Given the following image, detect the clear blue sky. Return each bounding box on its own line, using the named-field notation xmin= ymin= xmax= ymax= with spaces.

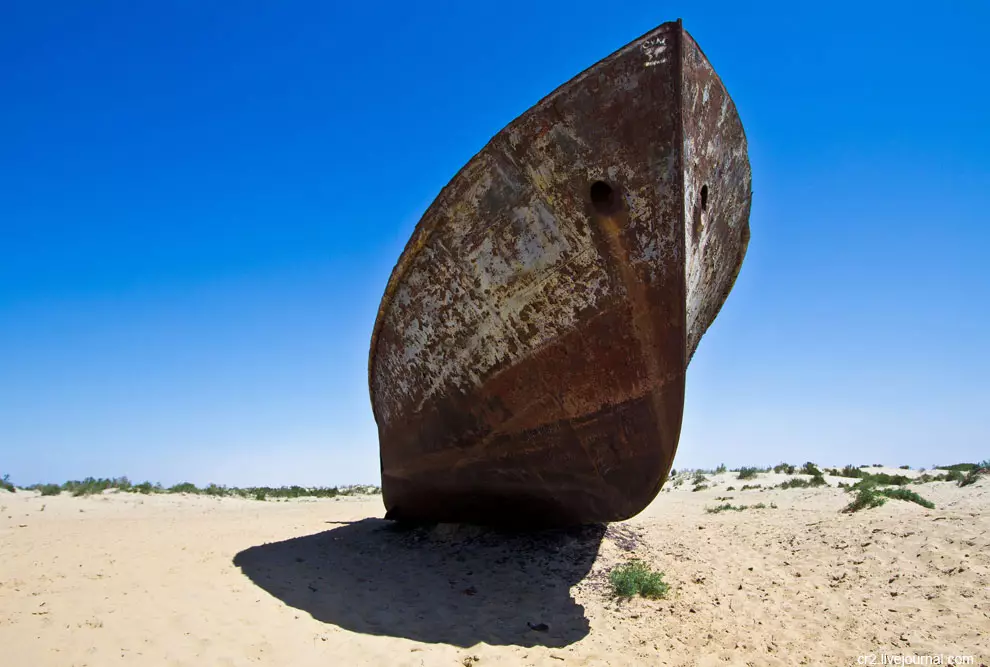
xmin=2 ymin=0 xmax=987 ymax=487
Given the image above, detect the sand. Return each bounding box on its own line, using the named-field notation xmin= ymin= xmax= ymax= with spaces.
xmin=1 ymin=469 xmax=987 ymax=666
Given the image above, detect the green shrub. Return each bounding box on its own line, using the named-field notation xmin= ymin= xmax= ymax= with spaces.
xmin=899 ymin=465 xmax=910 ymax=470
xmin=936 ymin=463 xmax=978 ymax=472
xmin=737 ymin=467 xmax=759 ymax=480
xmin=168 ymin=482 xmax=200 ymax=494
xmin=842 ymin=487 xmax=887 ymax=513
xmin=725 ymin=486 xmax=735 ymax=491
xmin=799 ymin=462 xmax=821 ymax=476
xmin=843 ymin=483 xmax=935 ymax=513
xmin=879 ymin=488 xmax=934 ymax=509
xmin=0 ymin=474 xmax=14 ymax=493
xmin=692 ymin=473 xmax=708 ymax=485
xmin=36 ymin=483 xmax=62 ymax=496
xmin=838 ymin=465 xmax=864 ymax=478
xmin=706 ymin=502 xmax=774 ymax=514
xmin=609 ymin=561 xmax=669 ymax=599
xmin=706 ymin=503 xmax=738 ymax=513
xmin=773 ymin=463 xmax=796 ymax=474
xmin=874 ymin=472 xmax=910 ymax=485
xmin=916 ymin=470 xmax=964 ymax=483
xmin=740 ymin=484 xmax=761 ymax=491
xmin=777 ymin=474 xmax=826 ymax=490
xmin=61 ymin=477 xmax=134 ymax=496
xmin=850 ymin=472 xmax=911 ymax=490
xmin=959 ymin=470 xmax=981 ymax=487
xmin=692 ymin=484 xmax=709 ymax=492
xmin=714 ymin=463 xmax=727 ymax=474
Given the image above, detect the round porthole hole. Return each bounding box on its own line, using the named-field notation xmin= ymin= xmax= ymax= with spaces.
xmin=590 ymin=180 xmax=617 ymax=215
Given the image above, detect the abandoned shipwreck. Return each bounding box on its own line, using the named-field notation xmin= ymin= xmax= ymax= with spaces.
xmin=369 ymin=20 xmax=752 ymax=526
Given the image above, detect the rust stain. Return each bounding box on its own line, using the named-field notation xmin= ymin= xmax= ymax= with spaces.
xmin=592 ymin=202 xmax=679 ymax=484
xmin=368 ymin=20 xmax=751 ymax=526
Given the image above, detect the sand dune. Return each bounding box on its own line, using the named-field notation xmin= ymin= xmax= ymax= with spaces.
xmin=1 ymin=470 xmax=987 ymax=666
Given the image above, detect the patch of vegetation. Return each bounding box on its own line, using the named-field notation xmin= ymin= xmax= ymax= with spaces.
xmin=936 ymin=463 xmax=978 ymax=472
xmin=836 ymin=465 xmax=864 ymax=478
xmin=842 ymin=487 xmax=887 ymax=513
xmin=0 ymin=474 xmax=14 ymax=493
xmin=852 ymin=472 xmax=911 ymax=488
xmin=879 ymin=488 xmax=935 ymax=509
xmin=132 ymin=481 xmax=161 ymax=494
xmin=777 ymin=474 xmax=827 ymax=490
xmin=773 ymin=463 xmax=796 ymax=474
xmin=915 ymin=470 xmax=963 ymax=484
xmin=899 ymin=465 xmax=910 ymax=470
xmin=20 ymin=478 xmax=383 ymax=500
xmin=736 ymin=467 xmax=759 ymax=480
xmin=669 ymin=469 xmax=676 ymax=477
xmin=168 ymin=482 xmax=200 ymax=493
xmin=843 ymin=479 xmax=935 ymax=513
xmin=725 ymin=486 xmax=735 ymax=491
xmin=706 ymin=503 xmax=742 ymax=513
xmin=706 ymin=502 xmax=775 ymax=514
xmin=959 ymin=470 xmax=982 ymax=487
xmin=692 ymin=473 xmax=708 ymax=485
xmin=692 ymin=484 xmax=709 ymax=492
xmin=61 ymin=477 xmax=132 ymax=496
xmin=846 ymin=472 xmax=911 ymax=491
xmin=714 ymin=463 xmax=727 ymax=474
xmin=609 ymin=561 xmax=670 ymax=599
xmin=799 ymin=462 xmax=822 ymax=476
xmin=740 ymin=484 xmax=762 ymax=491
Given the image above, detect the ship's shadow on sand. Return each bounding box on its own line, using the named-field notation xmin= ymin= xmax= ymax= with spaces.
xmin=233 ymin=518 xmax=606 ymax=648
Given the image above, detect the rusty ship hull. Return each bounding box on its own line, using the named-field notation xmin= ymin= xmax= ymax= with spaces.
xmin=369 ymin=21 xmax=751 ymax=526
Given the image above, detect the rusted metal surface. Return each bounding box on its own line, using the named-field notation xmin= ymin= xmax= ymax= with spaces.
xmin=369 ymin=21 xmax=751 ymax=526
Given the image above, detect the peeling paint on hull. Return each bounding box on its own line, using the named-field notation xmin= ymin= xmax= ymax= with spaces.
xmin=369 ymin=21 xmax=752 ymax=526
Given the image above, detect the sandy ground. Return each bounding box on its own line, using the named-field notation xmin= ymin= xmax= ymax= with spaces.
xmin=1 ymin=468 xmax=987 ymax=666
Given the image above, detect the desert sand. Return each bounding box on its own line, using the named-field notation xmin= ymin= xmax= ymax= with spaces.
xmin=1 ymin=468 xmax=987 ymax=666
